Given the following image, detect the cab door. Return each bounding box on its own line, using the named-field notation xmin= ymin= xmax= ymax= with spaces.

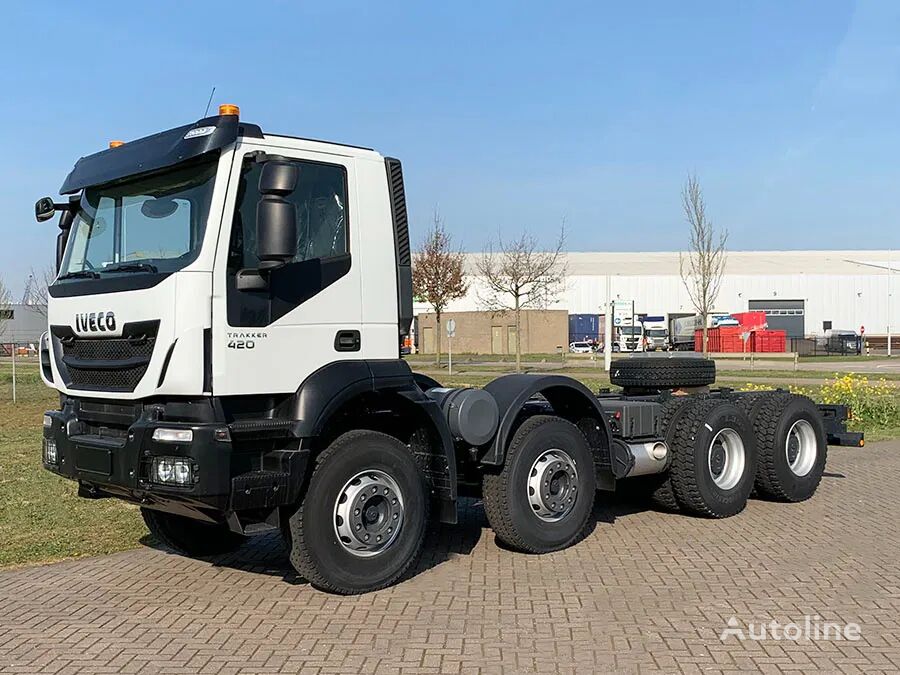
xmin=211 ymin=141 xmax=363 ymax=396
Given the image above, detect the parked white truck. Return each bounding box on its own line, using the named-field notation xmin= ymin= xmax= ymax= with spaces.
xmin=35 ymin=107 xmax=862 ymax=594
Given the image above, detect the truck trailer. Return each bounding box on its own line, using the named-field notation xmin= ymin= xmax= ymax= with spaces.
xmin=35 ymin=107 xmax=862 ymax=594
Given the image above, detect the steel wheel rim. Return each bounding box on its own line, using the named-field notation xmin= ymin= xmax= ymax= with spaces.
xmin=786 ymin=419 xmax=817 ymax=477
xmin=527 ymin=449 xmax=579 ymax=522
xmin=334 ymin=470 xmax=404 ymax=558
xmin=707 ymin=428 xmax=745 ymax=490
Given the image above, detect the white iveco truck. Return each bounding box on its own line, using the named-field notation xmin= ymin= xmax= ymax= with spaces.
xmin=36 ymin=106 xmax=862 ymax=594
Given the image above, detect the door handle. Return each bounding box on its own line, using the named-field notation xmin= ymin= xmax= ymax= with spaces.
xmin=334 ymin=330 xmax=361 ymax=352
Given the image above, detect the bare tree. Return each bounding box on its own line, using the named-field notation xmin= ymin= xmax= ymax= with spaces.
xmin=22 ymin=266 xmax=56 ymax=317
xmin=679 ymin=175 xmax=727 ymax=355
xmin=0 ymin=276 xmax=11 ymax=339
xmin=476 ymin=227 xmax=566 ymax=373
xmin=412 ymin=209 xmax=468 ymax=364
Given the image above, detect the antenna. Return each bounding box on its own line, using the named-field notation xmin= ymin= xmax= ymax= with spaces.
xmin=203 ymin=86 xmax=216 ymax=117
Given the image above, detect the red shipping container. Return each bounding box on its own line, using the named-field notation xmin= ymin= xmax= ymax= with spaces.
xmin=750 ymin=330 xmax=786 ymax=353
xmin=695 ymin=327 xmax=752 ymax=352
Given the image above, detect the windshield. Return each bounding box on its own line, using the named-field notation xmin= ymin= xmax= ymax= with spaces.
xmin=59 ymin=160 xmax=218 ymax=278
xmin=621 ymin=326 xmax=642 ymax=335
xmin=647 ymin=328 xmax=667 ymax=337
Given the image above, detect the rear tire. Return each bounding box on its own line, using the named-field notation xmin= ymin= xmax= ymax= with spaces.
xmin=141 ymin=508 xmax=245 ymax=557
xmin=287 ymin=430 xmax=428 ymax=594
xmin=749 ymin=394 xmax=827 ymax=502
xmin=482 ymin=415 xmax=596 ymax=553
xmin=669 ymin=400 xmax=758 ymax=518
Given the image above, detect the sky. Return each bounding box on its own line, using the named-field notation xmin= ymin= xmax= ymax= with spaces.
xmin=1 ymin=0 xmax=899 ymax=297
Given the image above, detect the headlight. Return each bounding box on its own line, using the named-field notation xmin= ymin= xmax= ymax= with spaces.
xmin=150 ymin=456 xmax=195 ymax=485
xmin=152 ymin=428 xmax=193 ymax=444
xmin=43 ymin=414 xmax=53 ymax=429
xmin=43 ymin=438 xmax=58 ymax=464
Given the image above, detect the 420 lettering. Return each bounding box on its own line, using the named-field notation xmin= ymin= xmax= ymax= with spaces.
xmin=226 ymin=331 xmax=267 ymax=350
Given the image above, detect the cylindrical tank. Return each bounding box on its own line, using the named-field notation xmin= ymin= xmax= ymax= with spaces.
xmin=425 ymin=387 xmax=500 ymax=447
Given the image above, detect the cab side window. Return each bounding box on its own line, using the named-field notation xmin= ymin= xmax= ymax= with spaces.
xmin=229 ymin=158 xmax=348 ymax=272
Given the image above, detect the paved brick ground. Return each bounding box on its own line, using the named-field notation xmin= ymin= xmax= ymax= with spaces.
xmin=1 ymin=442 xmax=899 ymax=674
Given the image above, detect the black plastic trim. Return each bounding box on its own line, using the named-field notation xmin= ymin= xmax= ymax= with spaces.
xmin=48 ymin=271 xmax=173 ymax=298
xmin=385 ymin=158 xmax=413 ymax=339
xmin=60 ymin=114 xmax=240 ymax=194
xmin=481 ymin=374 xmax=613 ymax=466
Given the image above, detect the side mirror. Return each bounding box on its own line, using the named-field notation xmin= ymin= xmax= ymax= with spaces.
xmin=255 ymin=160 xmax=298 ymax=270
xmin=35 ymin=197 xmax=56 ymax=222
xmin=256 ymin=196 xmax=297 ymax=269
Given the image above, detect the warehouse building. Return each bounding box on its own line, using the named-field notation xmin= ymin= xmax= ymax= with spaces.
xmin=420 ymin=250 xmax=896 ymax=342
xmin=416 ymin=310 xmax=567 ymax=355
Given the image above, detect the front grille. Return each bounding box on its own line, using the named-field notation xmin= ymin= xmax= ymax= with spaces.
xmin=62 ymin=337 xmax=154 ymax=362
xmin=51 ymin=321 xmax=160 ymax=393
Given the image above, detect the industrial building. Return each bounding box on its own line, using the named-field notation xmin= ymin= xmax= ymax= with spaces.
xmin=418 ymin=250 xmax=896 ymax=343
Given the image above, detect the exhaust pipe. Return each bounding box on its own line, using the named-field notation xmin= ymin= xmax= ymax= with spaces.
xmin=624 ymin=441 xmax=669 ymax=477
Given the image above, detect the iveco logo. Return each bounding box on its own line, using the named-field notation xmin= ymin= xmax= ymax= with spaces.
xmin=74 ymin=311 xmax=117 ymax=334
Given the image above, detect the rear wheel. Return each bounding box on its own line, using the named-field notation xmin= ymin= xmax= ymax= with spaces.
xmin=749 ymin=394 xmax=827 ymax=502
xmin=141 ymin=508 xmax=245 ymax=557
xmin=482 ymin=415 xmax=596 ymax=553
xmin=668 ymin=400 xmax=758 ymax=518
xmin=286 ymin=430 xmax=428 ymax=594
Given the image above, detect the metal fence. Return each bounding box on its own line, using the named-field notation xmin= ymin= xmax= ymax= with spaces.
xmin=789 ymin=336 xmax=863 ymax=357
xmin=0 ymin=342 xmax=46 ymax=404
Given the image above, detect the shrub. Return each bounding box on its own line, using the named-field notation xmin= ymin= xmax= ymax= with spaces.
xmin=740 ymin=373 xmax=900 ymax=432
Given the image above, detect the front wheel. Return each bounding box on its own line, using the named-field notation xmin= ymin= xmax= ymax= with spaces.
xmin=286 ymin=430 xmax=428 ymax=594
xmin=141 ymin=508 xmax=245 ymax=557
xmin=482 ymin=415 xmax=596 ymax=553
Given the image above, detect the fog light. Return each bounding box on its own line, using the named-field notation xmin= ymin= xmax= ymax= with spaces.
xmin=151 ymin=456 xmax=194 ymax=485
xmin=43 ymin=414 xmax=53 ymax=429
xmin=43 ymin=438 xmax=58 ymax=464
xmin=152 ymin=428 xmax=193 ymax=444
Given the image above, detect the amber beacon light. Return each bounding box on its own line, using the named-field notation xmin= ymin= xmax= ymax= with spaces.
xmin=218 ymin=103 xmax=240 ymax=117
xmin=108 ymin=140 xmax=125 ymax=148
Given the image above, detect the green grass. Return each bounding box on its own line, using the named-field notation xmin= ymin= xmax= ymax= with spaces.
xmin=0 ymin=368 xmax=145 ymax=568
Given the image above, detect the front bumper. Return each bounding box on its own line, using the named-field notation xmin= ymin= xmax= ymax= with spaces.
xmin=42 ymin=397 xmax=308 ymax=527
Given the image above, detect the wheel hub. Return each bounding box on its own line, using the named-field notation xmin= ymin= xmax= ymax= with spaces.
xmin=707 ymin=428 xmax=745 ymax=490
xmin=785 ymin=419 xmax=817 ymax=477
xmin=527 ymin=449 xmax=579 ymax=522
xmin=334 ymin=470 xmax=404 ymax=557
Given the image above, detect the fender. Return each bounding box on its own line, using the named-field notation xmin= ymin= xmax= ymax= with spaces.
xmin=481 ymin=374 xmax=613 ymax=467
xmin=286 ymin=360 xmax=458 ymax=512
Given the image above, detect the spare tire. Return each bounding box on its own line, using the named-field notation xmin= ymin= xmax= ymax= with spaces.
xmin=610 ymin=357 xmax=716 ymax=389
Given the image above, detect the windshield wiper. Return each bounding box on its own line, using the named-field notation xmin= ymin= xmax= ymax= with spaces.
xmin=57 ymin=270 xmax=100 ymax=280
xmin=102 ymin=262 xmax=159 ymax=274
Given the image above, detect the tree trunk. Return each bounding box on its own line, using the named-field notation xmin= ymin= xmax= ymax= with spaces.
xmin=435 ymin=310 xmax=442 ymax=366
xmin=702 ymin=316 xmax=709 ymax=356
xmin=514 ymin=295 xmax=522 ymax=373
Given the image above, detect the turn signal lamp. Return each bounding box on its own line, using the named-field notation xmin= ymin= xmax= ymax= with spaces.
xmin=218 ymin=103 xmax=240 ymax=117
xmin=109 ymin=140 xmax=125 ymax=148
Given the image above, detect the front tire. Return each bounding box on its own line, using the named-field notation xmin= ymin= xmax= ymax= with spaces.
xmin=669 ymin=400 xmax=758 ymax=518
xmin=287 ymin=430 xmax=428 ymax=594
xmin=482 ymin=415 xmax=596 ymax=553
xmin=141 ymin=508 xmax=245 ymax=557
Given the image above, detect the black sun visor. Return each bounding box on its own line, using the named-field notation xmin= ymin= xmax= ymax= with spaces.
xmin=59 ymin=114 xmax=262 ymax=194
